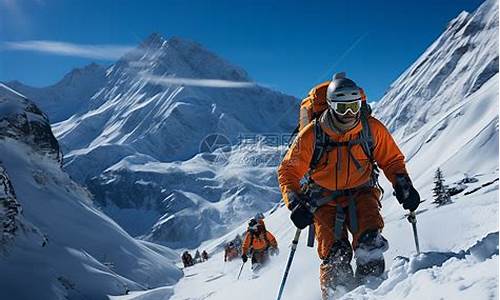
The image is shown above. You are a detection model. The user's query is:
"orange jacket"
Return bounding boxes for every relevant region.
[278,115,407,207]
[241,230,278,255]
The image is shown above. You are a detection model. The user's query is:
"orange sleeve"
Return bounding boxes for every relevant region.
[241,232,251,255]
[370,117,408,185]
[277,123,315,207]
[266,232,278,248]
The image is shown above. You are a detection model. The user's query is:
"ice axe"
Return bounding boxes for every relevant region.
[407,210,420,254]
[276,228,301,300]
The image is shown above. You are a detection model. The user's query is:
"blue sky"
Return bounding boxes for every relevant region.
[0,0,485,100]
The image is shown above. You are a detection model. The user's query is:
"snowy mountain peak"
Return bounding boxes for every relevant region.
[45,32,297,248]
[139,32,167,49]
[58,62,106,87]
[6,63,107,123]
[374,0,498,137]
[118,33,251,82]
[446,10,471,34]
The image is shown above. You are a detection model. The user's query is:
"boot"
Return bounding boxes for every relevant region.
[320,239,355,300]
[354,230,388,286]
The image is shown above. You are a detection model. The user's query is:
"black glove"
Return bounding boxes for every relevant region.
[393,174,420,211]
[241,254,248,263]
[269,247,279,256]
[287,192,314,229]
[286,192,301,211]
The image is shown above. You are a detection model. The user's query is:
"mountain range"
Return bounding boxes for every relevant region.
[9,34,298,248]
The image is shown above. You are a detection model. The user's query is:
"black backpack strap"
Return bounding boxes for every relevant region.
[359,103,375,162]
[307,106,382,191]
[359,103,384,194]
[309,120,372,175]
[307,223,315,247]
[309,120,328,171]
[347,141,363,172]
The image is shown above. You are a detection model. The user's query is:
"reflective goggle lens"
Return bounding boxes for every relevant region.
[333,100,361,115]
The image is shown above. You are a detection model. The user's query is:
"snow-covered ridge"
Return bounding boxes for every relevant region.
[88,139,286,248]
[6,63,107,123]
[374,0,498,140]
[0,83,62,163]
[0,84,182,299]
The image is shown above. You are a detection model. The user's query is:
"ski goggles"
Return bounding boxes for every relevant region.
[249,224,258,231]
[330,100,362,115]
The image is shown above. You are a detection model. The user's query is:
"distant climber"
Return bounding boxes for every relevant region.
[202,250,209,261]
[182,251,194,268]
[224,242,239,262]
[241,218,279,271]
[194,250,201,263]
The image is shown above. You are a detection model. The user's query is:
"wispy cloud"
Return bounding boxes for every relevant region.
[2,40,135,60]
[142,74,256,88]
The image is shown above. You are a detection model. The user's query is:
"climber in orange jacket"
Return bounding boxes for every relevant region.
[278,72,420,299]
[241,218,279,269]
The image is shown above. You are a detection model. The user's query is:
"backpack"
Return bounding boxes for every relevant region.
[299,81,331,131]
[287,81,330,148]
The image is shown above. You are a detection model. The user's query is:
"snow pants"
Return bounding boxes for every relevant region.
[251,249,271,272]
[314,188,384,293]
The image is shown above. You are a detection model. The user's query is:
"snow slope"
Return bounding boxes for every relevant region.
[112,0,498,299]
[112,78,498,298]
[112,167,498,300]
[0,84,182,299]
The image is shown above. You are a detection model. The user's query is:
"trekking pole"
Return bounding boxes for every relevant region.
[407,211,421,254]
[237,261,246,280]
[276,228,301,300]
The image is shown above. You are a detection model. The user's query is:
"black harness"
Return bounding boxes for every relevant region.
[303,104,383,242]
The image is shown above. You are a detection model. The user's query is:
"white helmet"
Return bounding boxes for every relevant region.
[326,72,365,103]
